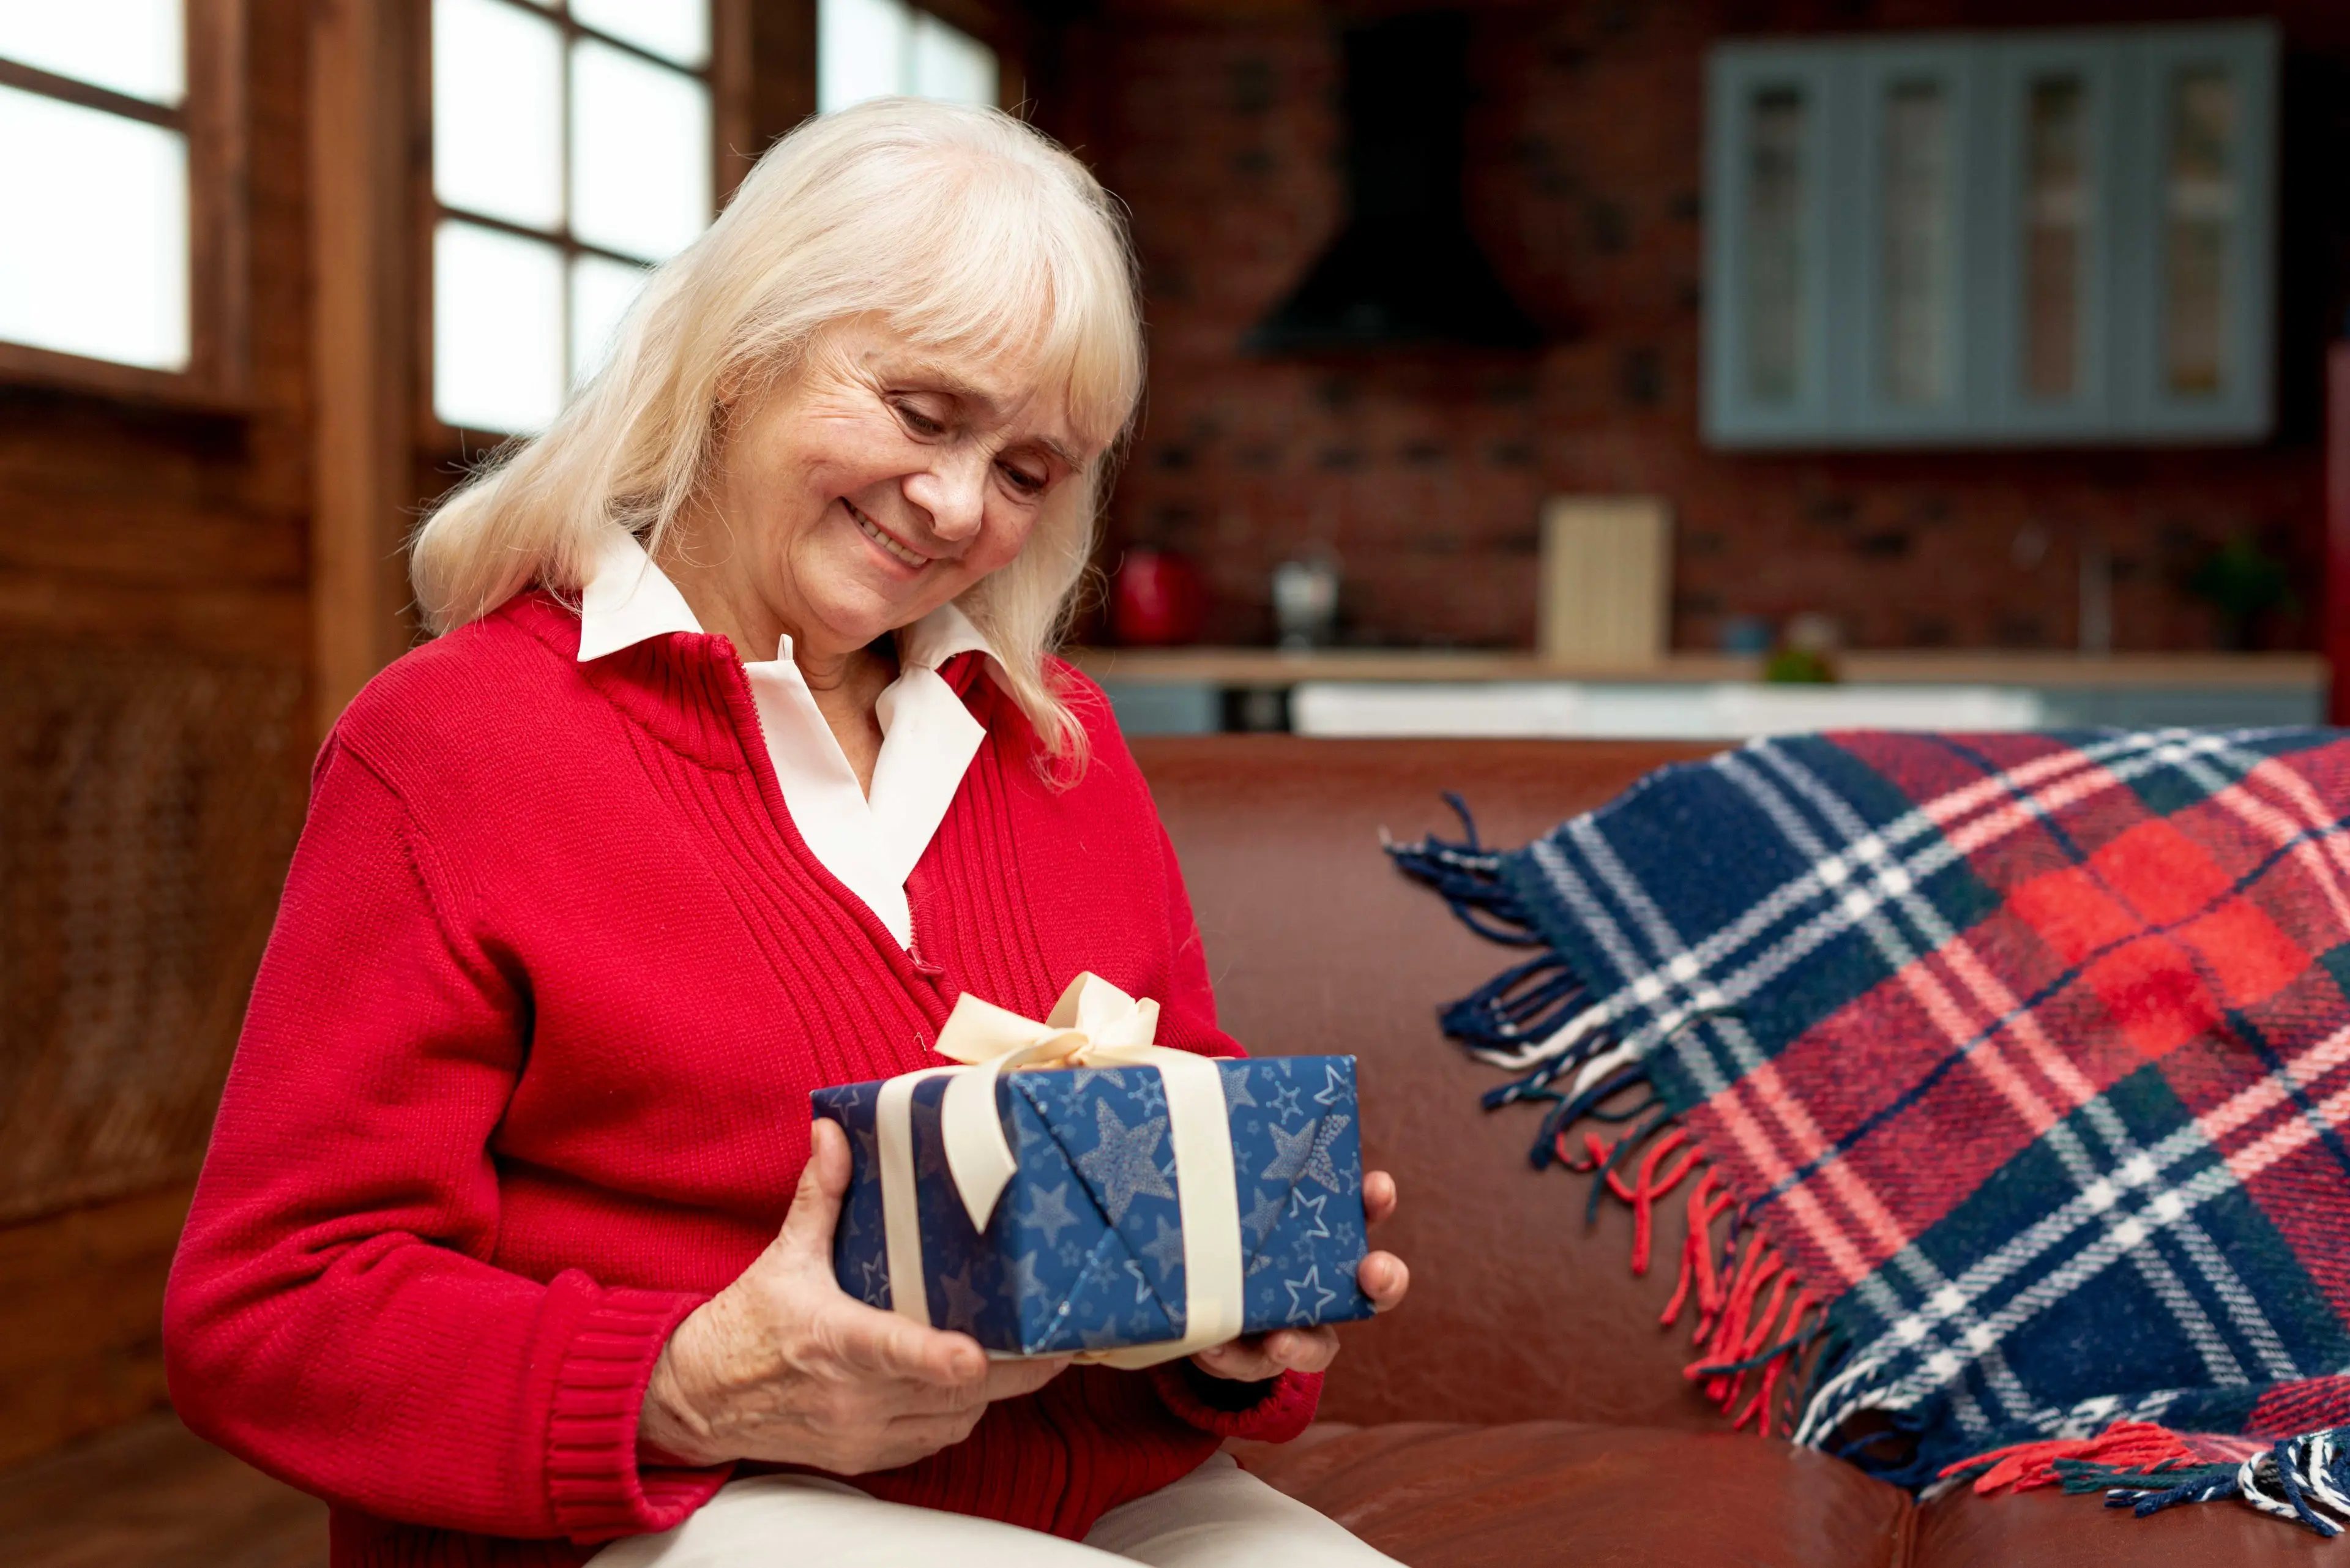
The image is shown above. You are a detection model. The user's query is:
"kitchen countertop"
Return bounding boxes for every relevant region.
[1068,647,2328,689]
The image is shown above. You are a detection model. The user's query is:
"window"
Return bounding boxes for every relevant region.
[818,0,998,114]
[430,0,715,436]
[0,1,242,399]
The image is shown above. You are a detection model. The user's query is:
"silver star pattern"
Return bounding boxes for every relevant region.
[1299,1113,1350,1191]
[1070,1067,1127,1092]
[1220,1066,1258,1109]
[1073,1099,1173,1224]
[1269,1083,1304,1121]
[938,1263,988,1334]
[857,1253,890,1307]
[1289,1190,1332,1239]
[1261,1115,1319,1185]
[1313,1064,1349,1107]
[1141,1215,1188,1275]
[1283,1264,1340,1324]
[1021,1181,1082,1246]
[1010,1249,1051,1304]
[1240,1187,1288,1245]
[1135,1073,1167,1114]
[916,1118,952,1181]
[1261,1114,1351,1192]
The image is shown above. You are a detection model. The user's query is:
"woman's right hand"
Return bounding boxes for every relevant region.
[638,1118,1069,1473]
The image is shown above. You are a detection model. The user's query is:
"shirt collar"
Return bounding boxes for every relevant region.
[575,526,1003,680]
[576,526,702,660]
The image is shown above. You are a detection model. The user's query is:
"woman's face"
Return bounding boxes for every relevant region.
[704,319,1090,659]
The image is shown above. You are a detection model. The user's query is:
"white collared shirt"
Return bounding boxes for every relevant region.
[578,527,996,950]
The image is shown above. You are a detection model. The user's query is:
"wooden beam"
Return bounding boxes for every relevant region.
[744,0,816,163]
[308,0,416,739]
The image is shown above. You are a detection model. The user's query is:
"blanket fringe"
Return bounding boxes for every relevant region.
[1564,1119,1832,1441]
[1944,1421,2350,1536]
[1393,802,1832,1443]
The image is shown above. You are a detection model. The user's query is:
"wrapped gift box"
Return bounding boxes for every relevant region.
[811,1055,1376,1357]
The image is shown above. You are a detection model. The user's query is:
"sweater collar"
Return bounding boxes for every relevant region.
[576,525,1002,681]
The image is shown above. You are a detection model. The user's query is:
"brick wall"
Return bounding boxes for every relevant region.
[1046,0,2350,653]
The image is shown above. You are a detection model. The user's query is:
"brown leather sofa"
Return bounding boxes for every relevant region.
[1135,736,2336,1567]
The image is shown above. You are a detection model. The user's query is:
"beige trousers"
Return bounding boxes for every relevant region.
[588,1454,1399,1568]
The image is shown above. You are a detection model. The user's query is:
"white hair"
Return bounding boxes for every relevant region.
[409,98,1144,767]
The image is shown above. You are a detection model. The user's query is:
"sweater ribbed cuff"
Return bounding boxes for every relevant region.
[546,1287,733,1544]
[1149,1363,1322,1443]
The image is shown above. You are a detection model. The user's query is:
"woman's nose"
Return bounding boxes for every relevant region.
[903,456,987,544]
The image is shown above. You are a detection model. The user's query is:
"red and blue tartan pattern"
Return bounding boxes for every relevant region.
[1396,729,2350,1500]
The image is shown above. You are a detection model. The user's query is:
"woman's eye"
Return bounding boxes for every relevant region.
[999,461,1046,495]
[894,401,945,436]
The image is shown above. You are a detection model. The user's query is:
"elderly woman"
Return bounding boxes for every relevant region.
[164,100,1408,1568]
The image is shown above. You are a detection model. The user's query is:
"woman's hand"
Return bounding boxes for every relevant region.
[638,1118,1070,1473]
[1188,1169,1408,1383]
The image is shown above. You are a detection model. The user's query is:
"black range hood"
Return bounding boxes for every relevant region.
[1245,11,1539,356]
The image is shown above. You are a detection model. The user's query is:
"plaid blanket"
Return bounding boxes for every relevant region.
[1392,729,2350,1532]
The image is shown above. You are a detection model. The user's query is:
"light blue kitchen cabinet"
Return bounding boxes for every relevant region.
[1703,22,2276,449]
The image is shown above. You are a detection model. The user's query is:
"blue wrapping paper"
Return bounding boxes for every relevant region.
[810,1056,1376,1356]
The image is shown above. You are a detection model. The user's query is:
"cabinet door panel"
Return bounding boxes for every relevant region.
[2120,25,2275,439]
[1985,35,2116,439]
[1704,47,1840,446]
[1852,41,1975,440]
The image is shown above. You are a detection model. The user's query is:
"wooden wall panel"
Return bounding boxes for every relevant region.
[0,1186,192,1471]
[0,645,302,1223]
[0,0,313,1463]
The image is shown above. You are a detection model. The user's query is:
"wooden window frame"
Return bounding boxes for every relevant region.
[413,0,753,454]
[0,0,249,409]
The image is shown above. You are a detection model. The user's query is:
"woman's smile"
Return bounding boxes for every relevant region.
[845,498,933,573]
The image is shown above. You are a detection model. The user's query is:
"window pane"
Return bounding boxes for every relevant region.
[571,0,709,70]
[0,86,187,370]
[571,252,650,389]
[819,0,909,113]
[571,39,711,263]
[909,13,996,108]
[1880,78,1953,406]
[2023,74,2087,400]
[433,0,564,231]
[435,218,565,433]
[2164,66,2235,398]
[0,0,183,106]
[1743,85,1806,406]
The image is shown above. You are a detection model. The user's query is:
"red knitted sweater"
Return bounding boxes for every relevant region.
[163,593,1319,1567]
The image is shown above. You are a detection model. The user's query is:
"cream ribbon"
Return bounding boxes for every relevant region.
[871,973,1242,1369]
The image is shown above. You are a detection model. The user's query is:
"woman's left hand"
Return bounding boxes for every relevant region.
[1188,1169,1408,1382]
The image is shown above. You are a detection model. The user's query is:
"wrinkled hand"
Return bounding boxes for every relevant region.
[1188,1170,1408,1383]
[639,1118,1070,1473]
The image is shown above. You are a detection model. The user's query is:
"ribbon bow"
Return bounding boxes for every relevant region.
[872,973,1243,1367]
